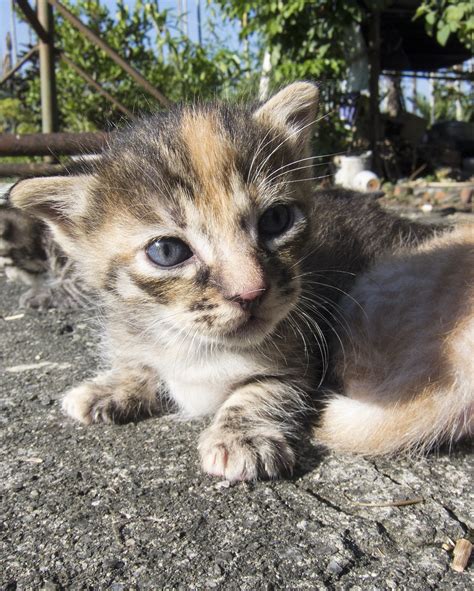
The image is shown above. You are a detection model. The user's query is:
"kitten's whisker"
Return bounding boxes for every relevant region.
[289,307,328,385]
[297,297,350,369]
[298,278,367,318]
[285,173,333,185]
[251,109,335,185]
[247,126,275,184]
[294,269,357,278]
[300,290,355,347]
[264,155,317,180]
[285,312,310,372]
[266,161,330,183]
[296,313,329,383]
[265,150,346,182]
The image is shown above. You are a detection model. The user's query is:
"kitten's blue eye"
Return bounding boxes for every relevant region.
[146,238,193,268]
[258,205,294,238]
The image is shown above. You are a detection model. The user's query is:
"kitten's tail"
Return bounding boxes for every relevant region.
[315,385,473,456]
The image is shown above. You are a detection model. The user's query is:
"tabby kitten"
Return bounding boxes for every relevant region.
[317,225,474,455]
[9,83,442,480]
[0,198,89,309]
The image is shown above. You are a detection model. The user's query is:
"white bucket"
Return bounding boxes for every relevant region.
[334,155,367,188]
[352,170,381,192]
[334,154,380,192]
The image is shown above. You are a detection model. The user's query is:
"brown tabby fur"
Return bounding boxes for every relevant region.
[317,225,474,455]
[9,83,470,480]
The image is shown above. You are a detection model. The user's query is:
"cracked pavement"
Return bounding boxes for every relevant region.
[1,275,473,590]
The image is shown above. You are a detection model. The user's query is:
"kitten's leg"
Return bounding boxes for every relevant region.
[199,378,307,481]
[62,365,161,425]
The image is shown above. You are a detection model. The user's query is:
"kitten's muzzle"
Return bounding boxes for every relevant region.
[225,285,268,313]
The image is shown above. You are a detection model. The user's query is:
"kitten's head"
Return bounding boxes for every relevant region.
[10,82,319,348]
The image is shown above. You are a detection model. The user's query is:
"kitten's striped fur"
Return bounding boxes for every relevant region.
[317,225,474,455]
[10,83,470,480]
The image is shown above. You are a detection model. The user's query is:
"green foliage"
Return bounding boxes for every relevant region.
[410,81,474,123]
[415,0,474,50]
[410,92,431,121]
[4,0,243,132]
[4,0,472,148]
[432,81,474,122]
[0,93,39,134]
[218,0,364,82]
[214,0,373,153]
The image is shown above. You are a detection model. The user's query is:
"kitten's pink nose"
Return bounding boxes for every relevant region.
[227,282,268,311]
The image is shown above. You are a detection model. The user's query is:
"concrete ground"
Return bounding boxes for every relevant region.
[1,272,473,590]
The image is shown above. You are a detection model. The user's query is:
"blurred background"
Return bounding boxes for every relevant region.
[0,1,473,197]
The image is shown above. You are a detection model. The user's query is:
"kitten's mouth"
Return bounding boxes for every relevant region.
[224,313,269,342]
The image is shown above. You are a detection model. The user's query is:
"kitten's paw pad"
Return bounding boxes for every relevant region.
[198,428,295,481]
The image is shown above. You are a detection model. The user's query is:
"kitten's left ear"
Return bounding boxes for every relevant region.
[8,175,93,256]
[8,175,91,223]
[253,81,319,147]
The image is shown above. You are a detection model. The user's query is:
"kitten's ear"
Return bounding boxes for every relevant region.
[253,81,319,146]
[9,175,92,223]
[9,175,93,253]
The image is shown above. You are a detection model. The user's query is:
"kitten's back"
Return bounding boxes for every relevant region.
[316,225,474,455]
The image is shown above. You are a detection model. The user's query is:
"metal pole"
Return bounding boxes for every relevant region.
[0,45,38,86]
[10,0,19,62]
[412,75,417,115]
[59,53,135,119]
[38,0,58,140]
[197,0,202,45]
[48,0,171,108]
[0,162,68,177]
[15,0,50,43]
[0,131,109,156]
[182,0,188,37]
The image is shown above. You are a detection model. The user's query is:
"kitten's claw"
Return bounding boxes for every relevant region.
[198,427,295,481]
[62,379,158,425]
[62,383,117,424]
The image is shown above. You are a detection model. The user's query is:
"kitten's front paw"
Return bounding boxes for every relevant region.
[62,382,119,424]
[198,427,295,481]
[62,377,158,425]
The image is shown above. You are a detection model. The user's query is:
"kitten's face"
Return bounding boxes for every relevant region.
[10,83,319,348]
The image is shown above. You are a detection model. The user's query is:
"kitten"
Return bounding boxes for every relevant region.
[9,82,439,480]
[317,224,474,455]
[0,202,48,287]
[1,169,93,310]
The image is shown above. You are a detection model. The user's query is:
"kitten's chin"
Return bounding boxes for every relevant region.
[221,309,289,349]
[224,315,270,347]
[219,294,300,348]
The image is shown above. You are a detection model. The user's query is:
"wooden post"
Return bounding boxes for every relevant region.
[368,9,381,174]
[38,0,58,163]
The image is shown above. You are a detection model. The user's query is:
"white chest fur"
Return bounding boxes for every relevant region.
[154,345,260,418]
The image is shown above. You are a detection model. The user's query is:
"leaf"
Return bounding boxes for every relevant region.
[436,24,451,46]
[425,11,435,25]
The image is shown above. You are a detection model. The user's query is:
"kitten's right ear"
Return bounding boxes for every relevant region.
[253,81,319,147]
[9,175,93,253]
